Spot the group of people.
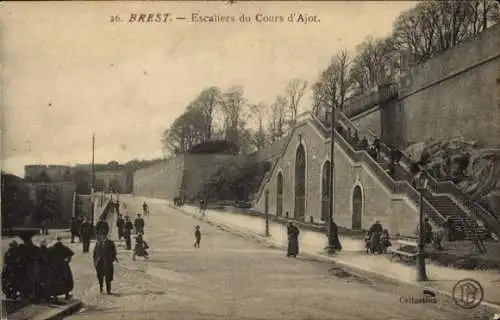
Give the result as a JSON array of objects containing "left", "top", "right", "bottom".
[
  {"left": 365, "top": 220, "right": 392, "bottom": 254},
  {"left": 91, "top": 203, "right": 150, "bottom": 294},
  {"left": 2, "top": 235, "right": 74, "bottom": 302},
  {"left": 336, "top": 125, "right": 381, "bottom": 159},
  {"left": 70, "top": 216, "right": 96, "bottom": 253},
  {"left": 115, "top": 213, "right": 146, "bottom": 251},
  {"left": 286, "top": 220, "right": 343, "bottom": 258}
]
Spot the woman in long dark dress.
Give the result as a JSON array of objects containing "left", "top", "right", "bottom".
[
  {"left": 2, "top": 241, "right": 21, "bottom": 299},
  {"left": 48, "top": 237, "right": 74, "bottom": 300},
  {"left": 329, "top": 220, "right": 342, "bottom": 252},
  {"left": 286, "top": 222, "right": 300, "bottom": 258}
]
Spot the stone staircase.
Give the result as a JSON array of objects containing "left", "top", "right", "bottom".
[
  {"left": 371, "top": 144, "right": 488, "bottom": 240},
  {"left": 308, "top": 114, "right": 447, "bottom": 232},
  {"left": 331, "top": 112, "right": 494, "bottom": 242},
  {"left": 422, "top": 192, "right": 488, "bottom": 240}
]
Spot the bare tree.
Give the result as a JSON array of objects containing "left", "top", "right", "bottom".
[
  {"left": 313, "top": 49, "right": 351, "bottom": 116},
  {"left": 464, "top": 0, "right": 499, "bottom": 36},
  {"left": 193, "top": 86, "right": 221, "bottom": 141},
  {"left": 220, "top": 86, "right": 248, "bottom": 144},
  {"left": 350, "top": 37, "right": 399, "bottom": 93},
  {"left": 284, "top": 78, "right": 308, "bottom": 123},
  {"left": 249, "top": 103, "right": 269, "bottom": 150},
  {"left": 267, "top": 95, "right": 290, "bottom": 141}
]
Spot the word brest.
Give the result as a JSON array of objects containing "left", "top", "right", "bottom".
[{"left": 110, "top": 12, "right": 320, "bottom": 24}]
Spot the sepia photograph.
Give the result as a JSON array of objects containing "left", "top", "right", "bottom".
[{"left": 1, "top": 1, "right": 500, "bottom": 319}]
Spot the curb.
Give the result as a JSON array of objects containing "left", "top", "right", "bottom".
[
  {"left": 173, "top": 205, "right": 500, "bottom": 313},
  {"left": 8, "top": 299, "right": 83, "bottom": 320}
]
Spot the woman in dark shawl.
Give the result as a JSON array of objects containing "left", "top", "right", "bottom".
[
  {"left": 286, "top": 222, "right": 300, "bottom": 258},
  {"left": 48, "top": 237, "right": 74, "bottom": 300}
]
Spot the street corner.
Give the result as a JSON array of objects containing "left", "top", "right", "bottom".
[{"left": 6, "top": 299, "right": 83, "bottom": 320}]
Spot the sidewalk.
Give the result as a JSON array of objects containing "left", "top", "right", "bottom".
[
  {"left": 173, "top": 203, "right": 500, "bottom": 310},
  {"left": 4, "top": 299, "right": 83, "bottom": 320}
]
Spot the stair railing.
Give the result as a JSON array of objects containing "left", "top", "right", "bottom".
[
  {"left": 252, "top": 120, "right": 311, "bottom": 205},
  {"left": 398, "top": 151, "right": 499, "bottom": 226},
  {"left": 339, "top": 109, "right": 500, "bottom": 239},
  {"left": 310, "top": 112, "right": 445, "bottom": 225}
]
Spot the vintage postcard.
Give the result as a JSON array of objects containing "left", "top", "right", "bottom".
[{"left": 1, "top": 1, "right": 499, "bottom": 319}]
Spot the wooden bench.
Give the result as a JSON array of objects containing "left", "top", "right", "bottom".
[{"left": 389, "top": 238, "right": 418, "bottom": 263}]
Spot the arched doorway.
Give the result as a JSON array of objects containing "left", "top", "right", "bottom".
[
  {"left": 294, "top": 144, "right": 306, "bottom": 220},
  {"left": 321, "top": 161, "right": 331, "bottom": 222},
  {"left": 276, "top": 172, "right": 284, "bottom": 216},
  {"left": 352, "top": 185, "right": 363, "bottom": 230}
]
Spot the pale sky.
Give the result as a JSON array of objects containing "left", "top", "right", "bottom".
[{"left": 0, "top": 1, "right": 417, "bottom": 177}]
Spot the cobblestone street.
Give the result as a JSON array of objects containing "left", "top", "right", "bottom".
[{"left": 37, "top": 196, "right": 487, "bottom": 320}]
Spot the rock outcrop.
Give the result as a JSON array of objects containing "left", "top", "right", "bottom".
[{"left": 404, "top": 138, "right": 500, "bottom": 219}]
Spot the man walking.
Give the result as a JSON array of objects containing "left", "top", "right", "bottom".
[
  {"left": 80, "top": 217, "right": 93, "bottom": 253},
  {"left": 116, "top": 214, "right": 124, "bottom": 240},
  {"left": 93, "top": 234, "right": 117, "bottom": 294},
  {"left": 123, "top": 216, "right": 134, "bottom": 250},
  {"left": 95, "top": 216, "right": 109, "bottom": 237},
  {"left": 70, "top": 217, "right": 80, "bottom": 244},
  {"left": 134, "top": 214, "right": 145, "bottom": 235}
]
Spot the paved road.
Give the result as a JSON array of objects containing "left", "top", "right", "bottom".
[
  {"left": 63, "top": 196, "right": 494, "bottom": 320},
  {"left": 3, "top": 197, "right": 490, "bottom": 320}
]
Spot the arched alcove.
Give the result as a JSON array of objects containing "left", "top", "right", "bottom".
[
  {"left": 352, "top": 185, "right": 363, "bottom": 230},
  {"left": 294, "top": 144, "right": 306, "bottom": 219}
]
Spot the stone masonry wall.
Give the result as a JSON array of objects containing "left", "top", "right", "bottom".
[
  {"left": 351, "top": 24, "right": 500, "bottom": 148},
  {"left": 133, "top": 156, "right": 184, "bottom": 200},
  {"left": 133, "top": 153, "right": 238, "bottom": 201},
  {"left": 400, "top": 24, "right": 500, "bottom": 147},
  {"left": 254, "top": 120, "right": 419, "bottom": 236}
]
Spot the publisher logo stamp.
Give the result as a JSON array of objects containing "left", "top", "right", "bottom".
[{"left": 452, "top": 278, "right": 484, "bottom": 309}]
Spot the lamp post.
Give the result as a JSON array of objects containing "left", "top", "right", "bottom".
[
  {"left": 91, "top": 133, "right": 96, "bottom": 226},
  {"left": 264, "top": 190, "right": 270, "bottom": 237},
  {"left": 415, "top": 170, "right": 429, "bottom": 282},
  {"left": 326, "top": 108, "right": 336, "bottom": 255}
]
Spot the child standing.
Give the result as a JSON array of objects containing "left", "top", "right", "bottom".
[
  {"left": 194, "top": 225, "right": 201, "bottom": 248},
  {"left": 132, "top": 234, "right": 149, "bottom": 261},
  {"left": 381, "top": 229, "right": 392, "bottom": 252}
]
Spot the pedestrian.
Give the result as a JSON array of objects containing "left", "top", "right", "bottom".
[
  {"left": 132, "top": 234, "right": 149, "bottom": 261},
  {"left": 70, "top": 217, "right": 79, "bottom": 244},
  {"left": 77, "top": 216, "right": 84, "bottom": 242},
  {"left": 286, "top": 222, "right": 300, "bottom": 258},
  {"left": 2, "top": 240, "right": 20, "bottom": 299},
  {"left": 380, "top": 229, "right": 392, "bottom": 252},
  {"left": 93, "top": 234, "right": 118, "bottom": 294},
  {"left": 80, "top": 217, "right": 93, "bottom": 253},
  {"left": 328, "top": 220, "right": 342, "bottom": 252},
  {"left": 424, "top": 217, "right": 433, "bottom": 245},
  {"left": 17, "top": 232, "right": 43, "bottom": 301},
  {"left": 194, "top": 225, "right": 201, "bottom": 248},
  {"left": 95, "top": 216, "right": 109, "bottom": 237},
  {"left": 359, "top": 136, "right": 369, "bottom": 150},
  {"left": 142, "top": 202, "right": 149, "bottom": 216},
  {"left": 134, "top": 214, "right": 145, "bottom": 235},
  {"left": 123, "top": 216, "right": 134, "bottom": 250},
  {"left": 48, "top": 237, "right": 74, "bottom": 300},
  {"left": 444, "top": 217, "right": 455, "bottom": 241},
  {"left": 352, "top": 131, "right": 360, "bottom": 148},
  {"left": 116, "top": 214, "right": 125, "bottom": 240},
  {"left": 199, "top": 199, "right": 206, "bottom": 217},
  {"left": 366, "top": 219, "right": 384, "bottom": 254},
  {"left": 41, "top": 218, "right": 49, "bottom": 235},
  {"left": 373, "top": 137, "right": 381, "bottom": 154}
]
